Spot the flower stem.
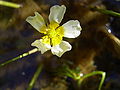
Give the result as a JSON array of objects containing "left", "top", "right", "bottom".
[
  {"left": 27, "top": 63, "right": 43, "bottom": 90},
  {"left": 91, "top": 7, "right": 120, "bottom": 17},
  {"left": 0, "top": 1, "right": 22, "bottom": 8},
  {"left": 78, "top": 71, "right": 106, "bottom": 90},
  {"left": 0, "top": 48, "right": 38, "bottom": 67}
]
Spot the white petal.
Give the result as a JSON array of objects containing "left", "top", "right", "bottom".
[
  {"left": 62, "top": 20, "right": 82, "bottom": 38},
  {"left": 31, "top": 39, "right": 51, "bottom": 54},
  {"left": 49, "top": 5, "right": 66, "bottom": 23},
  {"left": 51, "top": 41, "right": 72, "bottom": 57},
  {"left": 26, "top": 12, "right": 45, "bottom": 32}
]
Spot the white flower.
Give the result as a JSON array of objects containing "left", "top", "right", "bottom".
[{"left": 26, "top": 5, "right": 82, "bottom": 57}]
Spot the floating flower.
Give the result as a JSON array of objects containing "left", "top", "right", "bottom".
[{"left": 26, "top": 5, "right": 82, "bottom": 57}]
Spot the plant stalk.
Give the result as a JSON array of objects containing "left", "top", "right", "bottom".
[
  {"left": 0, "top": 1, "right": 21, "bottom": 8},
  {"left": 91, "top": 7, "right": 120, "bottom": 17},
  {"left": 78, "top": 71, "right": 106, "bottom": 90},
  {"left": 27, "top": 63, "right": 43, "bottom": 90},
  {"left": 0, "top": 48, "right": 38, "bottom": 67}
]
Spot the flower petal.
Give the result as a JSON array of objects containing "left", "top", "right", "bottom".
[
  {"left": 49, "top": 5, "right": 66, "bottom": 23},
  {"left": 31, "top": 39, "right": 51, "bottom": 54},
  {"left": 26, "top": 12, "right": 45, "bottom": 32},
  {"left": 62, "top": 20, "right": 82, "bottom": 38},
  {"left": 51, "top": 41, "right": 72, "bottom": 57}
]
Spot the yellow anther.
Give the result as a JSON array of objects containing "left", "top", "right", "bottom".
[
  {"left": 41, "top": 22, "right": 64, "bottom": 46},
  {"left": 42, "top": 36, "right": 50, "bottom": 45}
]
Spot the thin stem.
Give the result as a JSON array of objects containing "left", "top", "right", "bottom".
[
  {"left": 0, "top": 48, "right": 38, "bottom": 67},
  {"left": 78, "top": 71, "right": 106, "bottom": 90},
  {"left": 0, "top": 1, "right": 21, "bottom": 8},
  {"left": 91, "top": 7, "right": 120, "bottom": 17},
  {"left": 27, "top": 63, "right": 43, "bottom": 90}
]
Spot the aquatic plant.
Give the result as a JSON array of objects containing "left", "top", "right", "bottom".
[{"left": 2, "top": 3, "right": 120, "bottom": 90}]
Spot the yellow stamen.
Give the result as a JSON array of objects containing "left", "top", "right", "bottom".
[
  {"left": 42, "top": 36, "right": 50, "bottom": 45},
  {"left": 41, "top": 22, "right": 64, "bottom": 46}
]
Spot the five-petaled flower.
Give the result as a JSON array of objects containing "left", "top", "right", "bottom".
[{"left": 26, "top": 5, "right": 82, "bottom": 57}]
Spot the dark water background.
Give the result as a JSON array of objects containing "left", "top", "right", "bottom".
[{"left": 0, "top": 0, "right": 120, "bottom": 90}]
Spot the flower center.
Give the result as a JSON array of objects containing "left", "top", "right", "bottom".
[{"left": 40, "top": 22, "right": 64, "bottom": 46}]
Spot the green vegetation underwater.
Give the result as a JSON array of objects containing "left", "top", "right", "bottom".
[{"left": 0, "top": 0, "right": 120, "bottom": 90}]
